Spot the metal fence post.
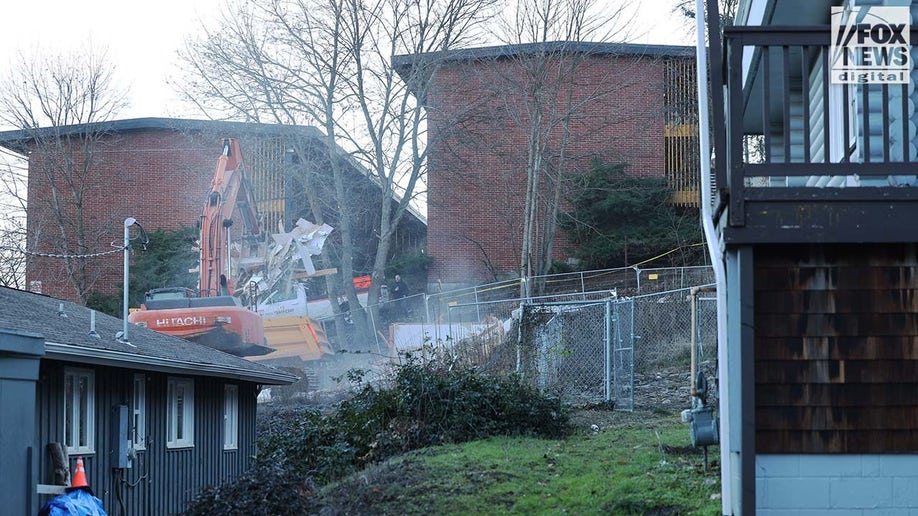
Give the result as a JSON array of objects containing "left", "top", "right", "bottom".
[
  {"left": 369, "top": 308, "right": 381, "bottom": 354},
  {"left": 447, "top": 303, "right": 453, "bottom": 344},
  {"left": 516, "top": 302, "right": 525, "bottom": 373},
  {"left": 474, "top": 288, "right": 481, "bottom": 322},
  {"left": 605, "top": 299, "right": 612, "bottom": 402}
]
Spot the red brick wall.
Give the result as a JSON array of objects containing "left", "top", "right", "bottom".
[
  {"left": 24, "top": 127, "right": 429, "bottom": 303},
  {"left": 25, "top": 131, "right": 247, "bottom": 302},
  {"left": 426, "top": 52, "right": 674, "bottom": 285}
]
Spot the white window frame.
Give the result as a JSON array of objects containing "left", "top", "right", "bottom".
[
  {"left": 828, "top": 82, "right": 859, "bottom": 164},
  {"left": 166, "top": 377, "right": 195, "bottom": 449},
  {"left": 63, "top": 368, "right": 95, "bottom": 454},
  {"left": 132, "top": 374, "right": 146, "bottom": 451},
  {"left": 223, "top": 384, "right": 239, "bottom": 450}
]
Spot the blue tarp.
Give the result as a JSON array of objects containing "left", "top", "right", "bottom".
[{"left": 38, "top": 489, "right": 107, "bottom": 516}]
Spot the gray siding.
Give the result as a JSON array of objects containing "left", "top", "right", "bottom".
[{"left": 36, "top": 360, "right": 258, "bottom": 515}]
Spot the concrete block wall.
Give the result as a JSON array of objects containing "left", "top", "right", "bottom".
[{"left": 757, "top": 454, "right": 918, "bottom": 514}]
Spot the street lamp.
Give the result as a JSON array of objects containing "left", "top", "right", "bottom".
[{"left": 120, "top": 217, "right": 139, "bottom": 343}]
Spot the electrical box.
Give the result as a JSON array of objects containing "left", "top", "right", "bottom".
[
  {"left": 110, "top": 405, "right": 132, "bottom": 469},
  {"left": 689, "top": 405, "right": 719, "bottom": 448}
]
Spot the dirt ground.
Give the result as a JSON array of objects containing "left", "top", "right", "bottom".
[{"left": 632, "top": 363, "right": 718, "bottom": 413}]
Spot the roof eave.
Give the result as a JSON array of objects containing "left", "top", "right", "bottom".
[
  {"left": 44, "top": 341, "right": 297, "bottom": 385},
  {"left": 392, "top": 41, "right": 696, "bottom": 73},
  {"left": 0, "top": 117, "right": 326, "bottom": 151}
]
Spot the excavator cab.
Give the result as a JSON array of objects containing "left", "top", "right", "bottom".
[{"left": 142, "top": 287, "right": 196, "bottom": 310}]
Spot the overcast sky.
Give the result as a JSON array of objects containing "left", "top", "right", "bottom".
[{"left": 0, "top": 0, "right": 694, "bottom": 123}]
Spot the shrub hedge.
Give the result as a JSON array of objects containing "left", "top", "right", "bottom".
[{"left": 184, "top": 356, "right": 570, "bottom": 515}]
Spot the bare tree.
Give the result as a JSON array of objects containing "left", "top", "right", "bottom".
[
  {"left": 344, "top": 0, "right": 497, "bottom": 326},
  {"left": 0, "top": 148, "right": 28, "bottom": 288},
  {"left": 178, "top": 0, "right": 496, "bottom": 343},
  {"left": 0, "top": 46, "right": 127, "bottom": 303},
  {"left": 178, "top": 0, "right": 375, "bottom": 338},
  {"left": 674, "top": 0, "right": 738, "bottom": 32},
  {"left": 485, "top": 0, "right": 633, "bottom": 295}
]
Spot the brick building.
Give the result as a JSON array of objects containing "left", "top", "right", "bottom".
[
  {"left": 394, "top": 42, "right": 698, "bottom": 291},
  {"left": 0, "top": 118, "right": 426, "bottom": 303}
]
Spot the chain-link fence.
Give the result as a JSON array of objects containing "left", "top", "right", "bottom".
[
  {"left": 424, "top": 266, "right": 714, "bottom": 325},
  {"left": 313, "top": 266, "right": 715, "bottom": 354},
  {"left": 473, "top": 300, "right": 618, "bottom": 407},
  {"left": 312, "top": 266, "right": 719, "bottom": 412},
  {"left": 520, "top": 301, "right": 611, "bottom": 405},
  {"left": 629, "top": 287, "right": 718, "bottom": 411},
  {"left": 433, "top": 285, "right": 718, "bottom": 413},
  {"left": 631, "top": 287, "right": 717, "bottom": 373}
]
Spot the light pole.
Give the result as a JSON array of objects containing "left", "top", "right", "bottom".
[{"left": 121, "top": 217, "right": 137, "bottom": 343}]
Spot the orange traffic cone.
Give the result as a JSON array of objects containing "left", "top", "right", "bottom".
[{"left": 70, "top": 457, "right": 88, "bottom": 489}]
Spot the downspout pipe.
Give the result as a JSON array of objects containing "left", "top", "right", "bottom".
[{"left": 695, "top": 1, "right": 731, "bottom": 512}]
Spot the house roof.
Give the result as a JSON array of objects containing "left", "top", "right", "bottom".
[
  {"left": 0, "top": 286, "right": 296, "bottom": 384},
  {"left": 392, "top": 40, "right": 695, "bottom": 73}
]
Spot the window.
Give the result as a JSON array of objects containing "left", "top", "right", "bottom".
[
  {"left": 223, "top": 384, "right": 238, "bottom": 450},
  {"left": 64, "top": 368, "right": 95, "bottom": 454},
  {"left": 166, "top": 377, "right": 194, "bottom": 448},
  {"left": 828, "top": 82, "right": 859, "bottom": 163},
  {"left": 132, "top": 374, "right": 146, "bottom": 450}
]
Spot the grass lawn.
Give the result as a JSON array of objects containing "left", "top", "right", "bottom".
[{"left": 316, "top": 409, "right": 722, "bottom": 515}]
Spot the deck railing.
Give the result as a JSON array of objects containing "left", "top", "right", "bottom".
[{"left": 720, "top": 26, "right": 918, "bottom": 226}]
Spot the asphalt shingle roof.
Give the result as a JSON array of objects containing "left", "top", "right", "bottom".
[{"left": 0, "top": 287, "right": 295, "bottom": 384}]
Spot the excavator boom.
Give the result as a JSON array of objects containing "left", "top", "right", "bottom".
[
  {"left": 129, "top": 138, "right": 270, "bottom": 357},
  {"left": 199, "top": 138, "right": 262, "bottom": 297}
]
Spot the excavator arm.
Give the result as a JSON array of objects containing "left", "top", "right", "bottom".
[{"left": 199, "top": 138, "right": 263, "bottom": 297}]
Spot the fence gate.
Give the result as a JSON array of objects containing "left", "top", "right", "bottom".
[
  {"left": 613, "top": 299, "right": 635, "bottom": 411},
  {"left": 516, "top": 301, "right": 614, "bottom": 405}
]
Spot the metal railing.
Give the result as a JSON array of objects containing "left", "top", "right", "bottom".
[
  {"left": 315, "top": 267, "right": 716, "bottom": 364},
  {"left": 720, "top": 26, "right": 918, "bottom": 224},
  {"left": 425, "top": 265, "right": 714, "bottom": 324}
]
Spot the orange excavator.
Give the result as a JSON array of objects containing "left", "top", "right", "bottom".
[{"left": 129, "top": 138, "right": 271, "bottom": 356}]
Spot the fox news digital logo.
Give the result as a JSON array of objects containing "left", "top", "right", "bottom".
[{"left": 831, "top": 6, "right": 910, "bottom": 84}]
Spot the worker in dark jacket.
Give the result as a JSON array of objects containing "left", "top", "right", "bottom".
[
  {"left": 391, "top": 274, "right": 408, "bottom": 300},
  {"left": 390, "top": 274, "right": 409, "bottom": 319}
]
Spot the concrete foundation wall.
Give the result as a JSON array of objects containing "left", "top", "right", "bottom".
[{"left": 757, "top": 454, "right": 918, "bottom": 514}]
